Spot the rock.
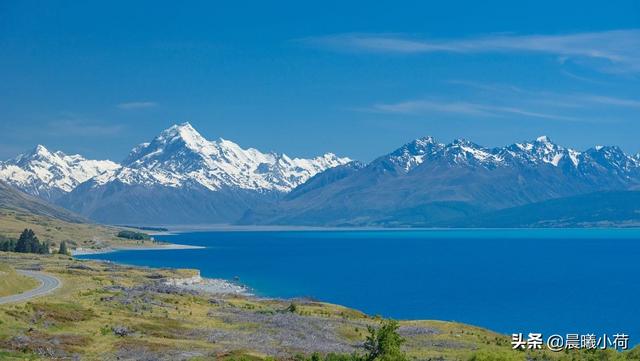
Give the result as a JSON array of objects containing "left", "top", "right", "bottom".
[{"left": 112, "top": 326, "right": 130, "bottom": 337}]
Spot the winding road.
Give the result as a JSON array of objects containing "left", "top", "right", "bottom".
[{"left": 0, "top": 270, "right": 61, "bottom": 305}]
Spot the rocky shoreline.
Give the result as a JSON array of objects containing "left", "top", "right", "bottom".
[
  {"left": 71, "top": 243, "right": 205, "bottom": 256},
  {"left": 164, "top": 273, "right": 252, "bottom": 296}
]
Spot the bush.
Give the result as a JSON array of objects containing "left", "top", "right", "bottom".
[
  {"left": 294, "top": 319, "right": 406, "bottom": 361},
  {"left": 364, "top": 320, "right": 406, "bottom": 361}
]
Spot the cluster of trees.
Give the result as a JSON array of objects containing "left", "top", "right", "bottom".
[
  {"left": 0, "top": 229, "right": 69, "bottom": 255},
  {"left": 0, "top": 229, "right": 49, "bottom": 254}
]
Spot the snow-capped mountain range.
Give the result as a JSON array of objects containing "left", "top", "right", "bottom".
[
  {"left": 91, "top": 122, "right": 350, "bottom": 192},
  {"left": 243, "top": 135, "right": 640, "bottom": 227},
  {"left": 1, "top": 124, "right": 639, "bottom": 226},
  {"left": 0, "top": 123, "right": 350, "bottom": 200},
  {"left": 385, "top": 135, "right": 639, "bottom": 175},
  {"left": 0, "top": 145, "right": 120, "bottom": 201}
]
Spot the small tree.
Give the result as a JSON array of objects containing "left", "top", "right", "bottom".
[
  {"left": 59, "top": 241, "right": 68, "bottom": 255},
  {"left": 364, "top": 320, "right": 406, "bottom": 361},
  {"left": 38, "top": 241, "right": 50, "bottom": 254}
]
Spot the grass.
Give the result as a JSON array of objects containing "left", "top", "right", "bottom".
[
  {"left": 0, "top": 264, "right": 39, "bottom": 297},
  {"left": 0, "top": 252, "right": 638, "bottom": 361},
  {"left": 0, "top": 208, "right": 163, "bottom": 250}
]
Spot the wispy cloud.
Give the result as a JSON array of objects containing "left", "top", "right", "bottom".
[
  {"left": 366, "top": 99, "right": 578, "bottom": 121},
  {"left": 361, "top": 80, "right": 640, "bottom": 123},
  {"left": 302, "top": 30, "right": 640, "bottom": 73},
  {"left": 42, "top": 112, "right": 125, "bottom": 137},
  {"left": 579, "top": 95, "right": 640, "bottom": 109},
  {"left": 449, "top": 80, "right": 640, "bottom": 109},
  {"left": 47, "top": 118, "right": 124, "bottom": 136},
  {"left": 117, "top": 101, "right": 157, "bottom": 110}
]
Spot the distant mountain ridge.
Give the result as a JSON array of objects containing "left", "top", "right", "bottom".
[
  {"left": 1, "top": 125, "right": 639, "bottom": 226},
  {"left": 244, "top": 135, "right": 640, "bottom": 226}
]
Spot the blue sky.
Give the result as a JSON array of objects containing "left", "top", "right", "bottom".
[{"left": 1, "top": 1, "right": 639, "bottom": 162}]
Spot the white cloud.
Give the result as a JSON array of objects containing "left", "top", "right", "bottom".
[
  {"left": 117, "top": 101, "right": 157, "bottom": 110},
  {"left": 303, "top": 30, "right": 640, "bottom": 73}
]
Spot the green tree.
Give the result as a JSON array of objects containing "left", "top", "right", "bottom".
[
  {"left": 14, "top": 229, "right": 48, "bottom": 254},
  {"left": 58, "top": 241, "right": 68, "bottom": 255},
  {"left": 364, "top": 320, "right": 406, "bottom": 361},
  {"left": 38, "top": 241, "right": 49, "bottom": 254},
  {"left": 15, "top": 229, "right": 35, "bottom": 253},
  {"left": 0, "top": 239, "right": 15, "bottom": 252}
]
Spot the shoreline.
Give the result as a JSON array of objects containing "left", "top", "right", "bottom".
[
  {"left": 164, "top": 273, "right": 252, "bottom": 296},
  {"left": 71, "top": 243, "right": 205, "bottom": 256},
  {"left": 72, "top": 250, "right": 253, "bottom": 296},
  {"left": 142, "top": 224, "right": 640, "bottom": 234}
]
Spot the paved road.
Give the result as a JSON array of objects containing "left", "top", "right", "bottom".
[{"left": 0, "top": 270, "right": 61, "bottom": 305}]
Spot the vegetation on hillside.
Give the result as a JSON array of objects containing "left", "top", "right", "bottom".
[
  {"left": 1, "top": 252, "right": 639, "bottom": 360},
  {"left": 58, "top": 241, "right": 68, "bottom": 256},
  {"left": 116, "top": 230, "right": 151, "bottom": 240},
  {"left": 0, "top": 229, "right": 49, "bottom": 254},
  {"left": 0, "top": 208, "right": 162, "bottom": 250}
]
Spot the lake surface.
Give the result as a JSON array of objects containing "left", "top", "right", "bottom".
[{"left": 78, "top": 229, "right": 640, "bottom": 342}]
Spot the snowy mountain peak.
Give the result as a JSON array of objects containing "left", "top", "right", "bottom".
[
  {"left": 535, "top": 135, "right": 552, "bottom": 143},
  {"left": 414, "top": 136, "right": 438, "bottom": 146},
  {"left": 15, "top": 144, "right": 54, "bottom": 163},
  {"left": 451, "top": 138, "right": 473, "bottom": 145},
  {"left": 150, "top": 122, "right": 212, "bottom": 155},
  {"left": 160, "top": 122, "right": 205, "bottom": 144},
  {"left": 102, "top": 123, "right": 351, "bottom": 192},
  {"left": 32, "top": 144, "right": 50, "bottom": 155},
  {"left": 384, "top": 136, "right": 444, "bottom": 172}
]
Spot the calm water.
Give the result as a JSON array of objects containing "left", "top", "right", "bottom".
[{"left": 78, "top": 229, "right": 640, "bottom": 341}]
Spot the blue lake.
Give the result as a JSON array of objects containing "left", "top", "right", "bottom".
[{"left": 78, "top": 229, "right": 640, "bottom": 342}]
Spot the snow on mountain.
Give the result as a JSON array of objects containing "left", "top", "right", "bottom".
[
  {"left": 251, "top": 135, "right": 640, "bottom": 227},
  {"left": 385, "top": 136, "right": 443, "bottom": 172},
  {"left": 0, "top": 145, "right": 120, "bottom": 200},
  {"left": 95, "top": 122, "right": 351, "bottom": 192},
  {"left": 382, "top": 135, "right": 639, "bottom": 177},
  {"left": 443, "top": 139, "right": 499, "bottom": 166}
]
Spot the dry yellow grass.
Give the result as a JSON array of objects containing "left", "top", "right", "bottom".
[{"left": 0, "top": 264, "right": 39, "bottom": 297}]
